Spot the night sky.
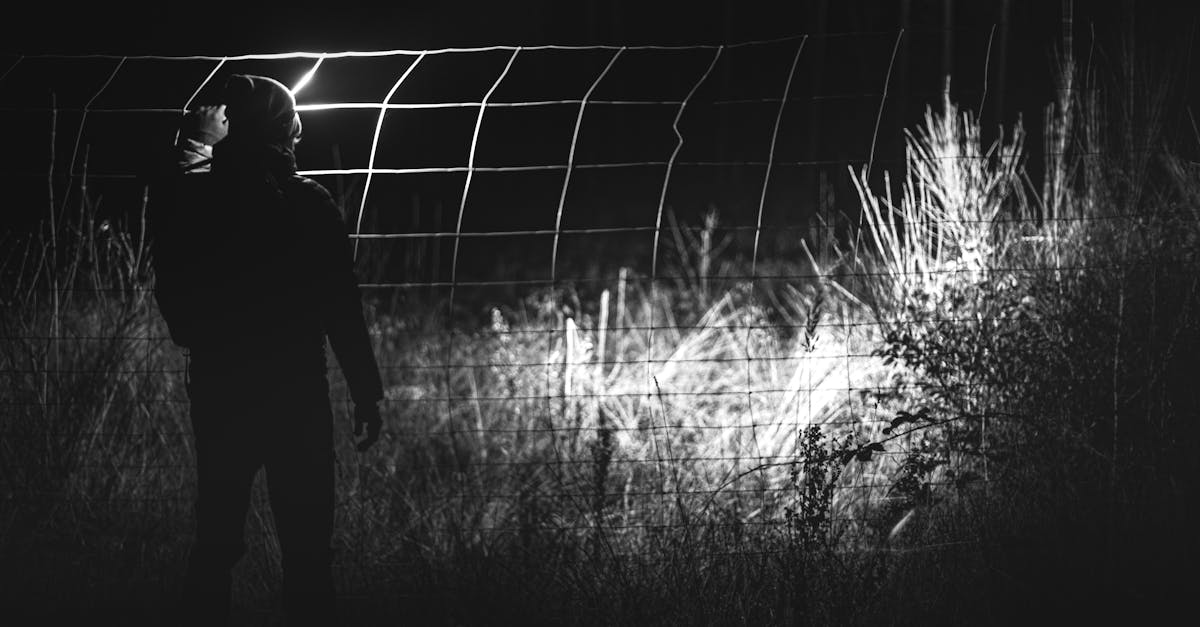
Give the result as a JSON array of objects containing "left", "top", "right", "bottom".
[{"left": 6, "top": 1, "right": 1183, "bottom": 56}]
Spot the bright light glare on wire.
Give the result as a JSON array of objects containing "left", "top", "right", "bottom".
[{"left": 291, "top": 56, "right": 324, "bottom": 95}]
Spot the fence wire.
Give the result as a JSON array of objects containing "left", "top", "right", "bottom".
[{"left": 1, "top": 23, "right": 1188, "bottom": 603}]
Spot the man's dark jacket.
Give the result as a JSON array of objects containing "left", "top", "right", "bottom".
[{"left": 147, "top": 142, "right": 383, "bottom": 406}]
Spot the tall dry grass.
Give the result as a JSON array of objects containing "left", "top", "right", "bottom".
[
  {"left": 843, "top": 25, "right": 1200, "bottom": 624},
  {"left": 1, "top": 182, "right": 904, "bottom": 625}
]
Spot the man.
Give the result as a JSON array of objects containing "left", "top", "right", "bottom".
[{"left": 148, "top": 74, "right": 384, "bottom": 626}]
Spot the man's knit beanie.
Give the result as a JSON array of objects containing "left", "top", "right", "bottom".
[{"left": 222, "top": 74, "right": 302, "bottom": 145}]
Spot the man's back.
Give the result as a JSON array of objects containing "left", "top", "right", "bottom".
[{"left": 153, "top": 172, "right": 343, "bottom": 373}]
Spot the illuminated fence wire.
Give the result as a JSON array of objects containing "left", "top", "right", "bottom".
[
  {"left": 0, "top": 85, "right": 1010, "bottom": 114},
  {"left": 0, "top": 147, "right": 1140, "bottom": 187},
  {"left": 9, "top": 254, "right": 1189, "bottom": 296},
  {"left": 0, "top": 385, "right": 1086, "bottom": 409},
  {"left": 352, "top": 50, "right": 427, "bottom": 259},
  {"left": 0, "top": 25, "right": 1153, "bottom": 574},
  {"left": 0, "top": 349, "right": 983, "bottom": 372}
]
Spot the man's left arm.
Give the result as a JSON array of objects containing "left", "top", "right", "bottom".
[{"left": 311, "top": 187, "right": 385, "bottom": 451}]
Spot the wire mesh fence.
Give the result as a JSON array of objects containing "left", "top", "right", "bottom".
[{"left": 3, "top": 18, "right": 1198, "bottom": 623}]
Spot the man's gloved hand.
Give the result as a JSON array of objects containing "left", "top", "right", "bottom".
[
  {"left": 181, "top": 104, "right": 228, "bottom": 146},
  {"left": 354, "top": 401, "right": 383, "bottom": 453}
]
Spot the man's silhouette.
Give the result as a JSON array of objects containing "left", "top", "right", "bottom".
[{"left": 148, "top": 74, "right": 384, "bottom": 626}]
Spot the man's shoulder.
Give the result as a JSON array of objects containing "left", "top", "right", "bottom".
[
  {"left": 284, "top": 175, "right": 345, "bottom": 219},
  {"left": 285, "top": 175, "right": 335, "bottom": 203}
]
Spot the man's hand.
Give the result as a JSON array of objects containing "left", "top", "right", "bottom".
[
  {"left": 182, "top": 104, "right": 228, "bottom": 146},
  {"left": 354, "top": 401, "right": 383, "bottom": 453}
]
